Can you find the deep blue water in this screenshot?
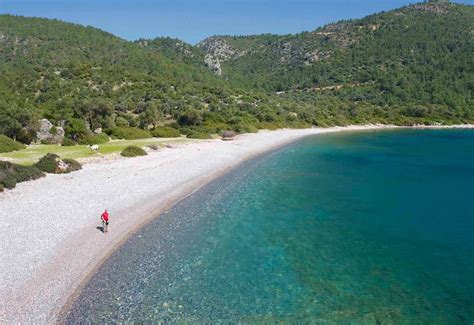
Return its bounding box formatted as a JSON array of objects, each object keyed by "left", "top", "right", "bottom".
[{"left": 65, "top": 129, "right": 474, "bottom": 323}]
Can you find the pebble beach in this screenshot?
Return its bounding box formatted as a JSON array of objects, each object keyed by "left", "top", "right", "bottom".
[{"left": 0, "top": 125, "right": 470, "bottom": 323}]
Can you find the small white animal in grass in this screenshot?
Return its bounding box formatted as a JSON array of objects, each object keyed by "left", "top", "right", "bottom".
[{"left": 87, "top": 144, "right": 100, "bottom": 153}]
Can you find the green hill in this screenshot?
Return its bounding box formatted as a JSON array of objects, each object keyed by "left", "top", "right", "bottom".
[
  {"left": 0, "top": 15, "right": 261, "bottom": 142},
  {"left": 1, "top": 2, "right": 473, "bottom": 144},
  {"left": 194, "top": 2, "right": 473, "bottom": 113},
  {"left": 135, "top": 37, "right": 206, "bottom": 67}
]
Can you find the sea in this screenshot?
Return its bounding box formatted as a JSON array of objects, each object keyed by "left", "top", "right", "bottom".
[{"left": 65, "top": 129, "right": 474, "bottom": 323}]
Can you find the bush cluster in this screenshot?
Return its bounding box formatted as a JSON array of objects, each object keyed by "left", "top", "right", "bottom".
[
  {"left": 186, "top": 131, "right": 212, "bottom": 139},
  {"left": 151, "top": 127, "right": 181, "bottom": 138},
  {"left": 0, "top": 135, "right": 26, "bottom": 153},
  {"left": 61, "top": 138, "right": 77, "bottom": 146},
  {"left": 35, "top": 153, "right": 82, "bottom": 174},
  {"left": 0, "top": 161, "right": 45, "bottom": 190},
  {"left": 254, "top": 122, "right": 282, "bottom": 131},
  {"left": 121, "top": 146, "right": 148, "bottom": 157},
  {"left": 35, "top": 153, "right": 61, "bottom": 173},
  {"left": 108, "top": 127, "right": 151, "bottom": 140},
  {"left": 62, "top": 158, "right": 82, "bottom": 172},
  {"left": 78, "top": 133, "right": 109, "bottom": 145},
  {"left": 233, "top": 123, "right": 259, "bottom": 133}
]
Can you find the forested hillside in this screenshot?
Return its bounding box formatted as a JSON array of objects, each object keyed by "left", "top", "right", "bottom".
[
  {"left": 193, "top": 2, "right": 473, "bottom": 120},
  {"left": 0, "top": 1, "right": 473, "bottom": 145}
]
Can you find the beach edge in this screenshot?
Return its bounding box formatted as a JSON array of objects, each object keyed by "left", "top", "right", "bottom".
[{"left": 2, "top": 124, "right": 473, "bottom": 323}]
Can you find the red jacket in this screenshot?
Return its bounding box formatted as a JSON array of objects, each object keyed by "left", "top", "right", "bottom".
[{"left": 101, "top": 211, "right": 109, "bottom": 222}]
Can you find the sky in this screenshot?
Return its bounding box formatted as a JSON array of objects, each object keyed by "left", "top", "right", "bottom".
[{"left": 0, "top": 0, "right": 473, "bottom": 44}]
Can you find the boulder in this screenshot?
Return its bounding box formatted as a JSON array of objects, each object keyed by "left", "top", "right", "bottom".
[{"left": 36, "top": 119, "right": 65, "bottom": 144}]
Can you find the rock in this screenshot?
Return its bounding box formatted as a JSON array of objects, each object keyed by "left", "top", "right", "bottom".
[
  {"left": 36, "top": 119, "right": 65, "bottom": 144},
  {"left": 197, "top": 37, "right": 246, "bottom": 75},
  {"left": 413, "top": 2, "right": 449, "bottom": 13},
  {"left": 94, "top": 127, "right": 102, "bottom": 134}
]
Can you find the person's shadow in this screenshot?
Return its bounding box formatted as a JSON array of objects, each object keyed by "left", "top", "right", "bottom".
[{"left": 96, "top": 226, "right": 105, "bottom": 233}]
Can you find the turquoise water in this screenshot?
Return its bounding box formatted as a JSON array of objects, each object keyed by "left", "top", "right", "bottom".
[{"left": 66, "top": 130, "right": 474, "bottom": 323}]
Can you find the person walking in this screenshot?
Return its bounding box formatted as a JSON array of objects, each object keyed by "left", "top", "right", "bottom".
[{"left": 101, "top": 209, "right": 109, "bottom": 233}]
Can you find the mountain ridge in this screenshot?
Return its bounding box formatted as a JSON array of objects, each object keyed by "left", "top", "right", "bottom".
[{"left": 0, "top": 1, "right": 473, "bottom": 145}]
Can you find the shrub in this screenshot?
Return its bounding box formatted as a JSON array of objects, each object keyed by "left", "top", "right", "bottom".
[
  {"left": 35, "top": 153, "right": 82, "bottom": 174},
  {"left": 0, "top": 172, "right": 16, "bottom": 189},
  {"left": 121, "top": 146, "right": 148, "bottom": 157},
  {"left": 40, "top": 138, "right": 57, "bottom": 145},
  {"left": 233, "top": 123, "right": 258, "bottom": 133},
  {"left": 35, "top": 153, "right": 61, "bottom": 173},
  {"left": 13, "top": 164, "right": 44, "bottom": 182},
  {"left": 254, "top": 122, "right": 282, "bottom": 130},
  {"left": 178, "top": 109, "right": 203, "bottom": 126},
  {"left": 0, "top": 161, "right": 44, "bottom": 190},
  {"left": 62, "top": 138, "right": 77, "bottom": 146},
  {"left": 64, "top": 119, "right": 89, "bottom": 141},
  {"left": 202, "top": 122, "right": 231, "bottom": 134},
  {"left": 78, "top": 133, "right": 109, "bottom": 145},
  {"left": 115, "top": 116, "right": 130, "bottom": 128},
  {"left": 50, "top": 126, "right": 58, "bottom": 136},
  {"left": 186, "top": 131, "right": 212, "bottom": 139},
  {"left": 63, "top": 158, "right": 82, "bottom": 172},
  {"left": 0, "top": 135, "right": 26, "bottom": 153},
  {"left": 151, "top": 127, "right": 181, "bottom": 138},
  {"left": 108, "top": 127, "right": 151, "bottom": 140}
]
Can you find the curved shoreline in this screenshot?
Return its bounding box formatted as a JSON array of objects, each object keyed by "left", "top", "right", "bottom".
[
  {"left": 57, "top": 133, "right": 304, "bottom": 322},
  {"left": 1, "top": 125, "right": 473, "bottom": 323}
]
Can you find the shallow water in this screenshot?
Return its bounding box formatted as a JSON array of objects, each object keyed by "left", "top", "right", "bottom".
[{"left": 66, "top": 129, "right": 474, "bottom": 323}]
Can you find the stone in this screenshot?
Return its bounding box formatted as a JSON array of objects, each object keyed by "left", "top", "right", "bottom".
[
  {"left": 36, "top": 119, "right": 65, "bottom": 144},
  {"left": 198, "top": 37, "right": 245, "bottom": 76},
  {"left": 94, "top": 127, "right": 102, "bottom": 134}
]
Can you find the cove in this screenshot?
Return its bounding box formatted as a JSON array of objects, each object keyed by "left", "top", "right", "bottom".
[{"left": 65, "top": 129, "right": 474, "bottom": 323}]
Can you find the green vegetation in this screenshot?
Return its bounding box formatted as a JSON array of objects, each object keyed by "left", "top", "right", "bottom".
[
  {"left": 0, "top": 138, "right": 191, "bottom": 165},
  {"left": 35, "top": 153, "right": 82, "bottom": 174},
  {"left": 186, "top": 131, "right": 212, "bottom": 139},
  {"left": 197, "top": 2, "right": 472, "bottom": 125},
  {"left": 151, "top": 127, "right": 181, "bottom": 138},
  {"left": 0, "top": 153, "right": 80, "bottom": 191},
  {"left": 108, "top": 127, "right": 152, "bottom": 140},
  {"left": 0, "top": 135, "right": 26, "bottom": 153},
  {"left": 78, "top": 133, "right": 109, "bottom": 145},
  {"left": 0, "top": 1, "right": 472, "bottom": 149},
  {"left": 61, "top": 138, "right": 77, "bottom": 146},
  {"left": 120, "top": 146, "right": 148, "bottom": 157},
  {"left": 0, "top": 161, "right": 44, "bottom": 190},
  {"left": 62, "top": 158, "right": 82, "bottom": 172},
  {"left": 35, "top": 153, "right": 61, "bottom": 173}
]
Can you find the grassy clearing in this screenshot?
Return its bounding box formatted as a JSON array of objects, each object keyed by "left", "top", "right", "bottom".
[{"left": 0, "top": 137, "right": 194, "bottom": 165}]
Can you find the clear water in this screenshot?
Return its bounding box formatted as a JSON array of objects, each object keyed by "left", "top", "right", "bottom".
[{"left": 65, "top": 130, "right": 474, "bottom": 323}]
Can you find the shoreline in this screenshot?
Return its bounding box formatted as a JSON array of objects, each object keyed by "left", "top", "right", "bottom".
[{"left": 1, "top": 124, "right": 473, "bottom": 323}]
